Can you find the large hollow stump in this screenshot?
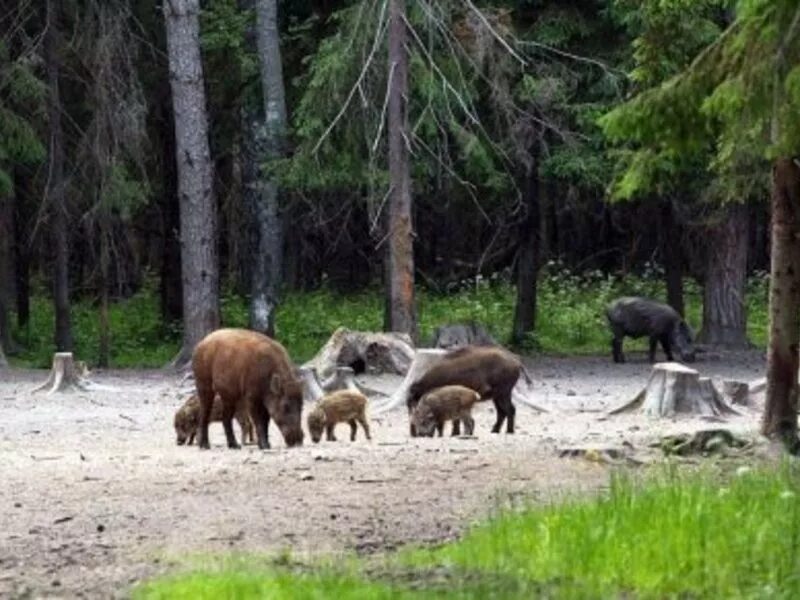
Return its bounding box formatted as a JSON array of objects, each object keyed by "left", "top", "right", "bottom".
[
  {"left": 32, "top": 352, "right": 90, "bottom": 394},
  {"left": 609, "top": 362, "right": 739, "bottom": 418},
  {"left": 302, "top": 327, "right": 415, "bottom": 380},
  {"left": 299, "top": 365, "right": 374, "bottom": 403},
  {"left": 298, "top": 366, "right": 325, "bottom": 402},
  {"left": 372, "top": 349, "right": 448, "bottom": 413}
]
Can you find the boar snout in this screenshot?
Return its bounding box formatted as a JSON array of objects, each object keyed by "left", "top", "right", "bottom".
[{"left": 282, "top": 426, "right": 305, "bottom": 447}]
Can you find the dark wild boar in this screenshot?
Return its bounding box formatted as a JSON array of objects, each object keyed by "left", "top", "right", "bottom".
[
  {"left": 407, "top": 346, "right": 529, "bottom": 435},
  {"left": 192, "top": 328, "right": 304, "bottom": 449},
  {"left": 606, "top": 297, "right": 696, "bottom": 364},
  {"left": 173, "top": 394, "right": 254, "bottom": 446},
  {"left": 412, "top": 385, "right": 480, "bottom": 437},
  {"left": 306, "top": 389, "right": 371, "bottom": 443}
]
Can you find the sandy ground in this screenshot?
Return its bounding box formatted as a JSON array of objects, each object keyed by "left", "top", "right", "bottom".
[{"left": 0, "top": 350, "right": 768, "bottom": 599}]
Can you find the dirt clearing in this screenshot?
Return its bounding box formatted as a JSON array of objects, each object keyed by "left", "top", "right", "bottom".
[{"left": 0, "top": 351, "right": 767, "bottom": 598}]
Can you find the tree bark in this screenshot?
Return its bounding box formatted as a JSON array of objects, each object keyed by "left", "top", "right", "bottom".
[
  {"left": 384, "top": 0, "right": 416, "bottom": 340},
  {"left": 660, "top": 198, "right": 684, "bottom": 316},
  {"left": 512, "top": 147, "right": 541, "bottom": 345},
  {"left": 45, "top": 0, "right": 72, "bottom": 352},
  {"left": 762, "top": 158, "right": 800, "bottom": 449},
  {"left": 13, "top": 171, "right": 30, "bottom": 327},
  {"left": 164, "top": 0, "right": 220, "bottom": 365},
  {"left": 158, "top": 82, "right": 183, "bottom": 323},
  {"left": 0, "top": 188, "right": 15, "bottom": 355},
  {"left": 697, "top": 203, "right": 749, "bottom": 347},
  {"left": 240, "top": 0, "right": 287, "bottom": 337}
]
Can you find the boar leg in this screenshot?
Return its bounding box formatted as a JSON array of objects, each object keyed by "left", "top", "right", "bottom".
[
  {"left": 249, "top": 395, "right": 271, "bottom": 450},
  {"left": 196, "top": 384, "right": 214, "bottom": 450},
  {"left": 451, "top": 419, "right": 461, "bottom": 436},
  {"left": 462, "top": 414, "right": 475, "bottom": 436},
  {"left": 492, "top": 386, "right": 516, "bottom": 434},
  {"left": 219, "top": 398, "right": 241, "bottom": 450},
  {"left": 659, "top": 335, "right": 674, "bottom": 361},
  {"left": 357, "top": 413, "right": 371, "bottom": 440},
  {"left": 436, "top": 421, "right": 445, "bottom": 437},
  {"left": 326, "top": 423, "right": 336, "bottom": 441},
  {"left": 349, "top": 419, "right": 358, "bottom": 441},
  {"left": 648, "top": 337, "right": 659, "bottom": 363},
  {"left": 612, "top": 337, "right": 625, "bottom": 363}
]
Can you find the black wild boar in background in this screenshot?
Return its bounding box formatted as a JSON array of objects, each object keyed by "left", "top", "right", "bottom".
[{"left": 606, "top": 297, "right": 696, "bottom": 364}]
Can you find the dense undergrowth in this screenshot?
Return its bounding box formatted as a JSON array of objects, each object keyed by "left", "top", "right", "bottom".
[
  {"left": 135, "top": 465, "right": 800, "bottom": 599},
  {"left": 8, "top": 265, "right": 769, "bottom": 368}
]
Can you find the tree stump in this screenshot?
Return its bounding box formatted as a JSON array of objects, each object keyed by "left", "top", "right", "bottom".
[
  {"left": 298, "top": 366, "right": 325, "bottom": 402},
  {"left": 372, "top": 349, "right": 448, "bottom": 413},
  {"left": 32, "top": 353, "right": 90, "bottom": 394},
  {"left": 609, "top": 362, "right": 740, "bottom": 418},
  {"left": 722, "top": 380, "right": 750, "bottom": 406},
  {"left": 302, "top": 327, "right": 415, "bottom": 379}
]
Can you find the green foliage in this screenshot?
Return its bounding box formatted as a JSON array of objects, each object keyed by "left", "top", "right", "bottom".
[
  {"left": 602, "top": 0, "right": 800, "bottom": 201},
  {"left": 0, "top": 40, "right": 46, "bottom": 194},
  {"left": 135, "top": 466, "right": 800, "bottom": 599},
  {"left": 11, "top": 278, "right": 179, "bottom": 369},
  {"left": 8, "top": 268, "right": 769, "bottom": 368}
]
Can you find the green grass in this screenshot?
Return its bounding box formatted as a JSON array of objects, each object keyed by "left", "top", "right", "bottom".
[
  {"left": 8, "top": 266, "right": 770, "bottom": 368},
  {"left": 135, "top": 465, "right": 800, "bottom": 599}
]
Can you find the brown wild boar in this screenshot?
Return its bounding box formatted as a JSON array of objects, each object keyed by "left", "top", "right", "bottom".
[
  {"left": 412, "top": 385, "right": 480, "bottom": 437},
  {"left": 307, "top": 390, "right": 371, "bottom": 443},
  {"left": 173, "top": 394, "right": 254, "bottom": 446},
  {"left": 192, "top": 328, "right": 304, "bottom": 450},
  {"left": 407, "top": 345, "right": 531, "bottom": 435}
]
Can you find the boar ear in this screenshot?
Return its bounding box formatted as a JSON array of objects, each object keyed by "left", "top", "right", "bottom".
[{"left": 270, "top": 374, "right": 284, "bottom": 396}]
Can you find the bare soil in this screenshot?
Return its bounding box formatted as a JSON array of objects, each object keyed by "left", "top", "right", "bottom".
[{"left": 0, "top": 350, "right": 767, "bottom": 599}]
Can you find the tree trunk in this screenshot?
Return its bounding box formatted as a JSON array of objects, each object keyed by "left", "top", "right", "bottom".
[
  {"left": 0, "top": 188, "right": 15, "bottom": 355},
  {"left": 14, "top": 195, "right": 29, "bottom": 328},
  {"left": 46, "top": 0, "right": 72, "bottom": 352},
  {"left": 512, "top": 147, "right": 541, "bottom": 345},
  {"left": 98, "top": 227, "right": 110, "bottom": 368},
  {"left": 164, "top": 0, "right": 220, "bottom": 366},
  {"left": 240, "top": 0, "right": 287, "bottom": 337},
  {"left": 158, "top": 84, "right": 183, "bottom": 323},
  {"left": 384, "top": 0, "right": 416, "bottom": 339},
  {"left": 697, "top": 203, "right": 749, "bottom": 347},
  {"left": 762, "top": 158, "right": 800, "bottom": 449},
  {"left": 661, "top": 198, "right": 684, "bottom": 316}
]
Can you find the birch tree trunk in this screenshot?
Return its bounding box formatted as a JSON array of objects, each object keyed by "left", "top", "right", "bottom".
[
  {"left": 384, "top": 0, "right": 416, "bottom": 340},
  {"left": 697, "top": 203, "right": 749, "bottom": 347},
  {"left": 241, "top": 0, "right": 286, "bottom": 336},
  {"left": 164, "top": 0, "right": 220, "bottom": 365},
  {"left": 762, "top": 158, "right": 800, "bottom": 449},
  {"left": 45, "top": 0, "right": 72, "bottom": 352}
]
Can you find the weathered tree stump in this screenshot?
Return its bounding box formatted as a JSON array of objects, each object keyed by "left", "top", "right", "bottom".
[
  {"left": 298, "top": 366, "right": 325, "bottom": 402},
  {"left": 302, "top": 327, "right": 415, "bottom": 379},
  {"left": 372, "top": 349, "right": 448, "bottom": 413},
  {"left": 32, "top": 353, "right": 90, "bottom": 394},
  {"left": 722, "top": 380, "right": 750, "bottom": 406},
  {"left": 609, "top": 362, "right": 739, "bottom": 417}
]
